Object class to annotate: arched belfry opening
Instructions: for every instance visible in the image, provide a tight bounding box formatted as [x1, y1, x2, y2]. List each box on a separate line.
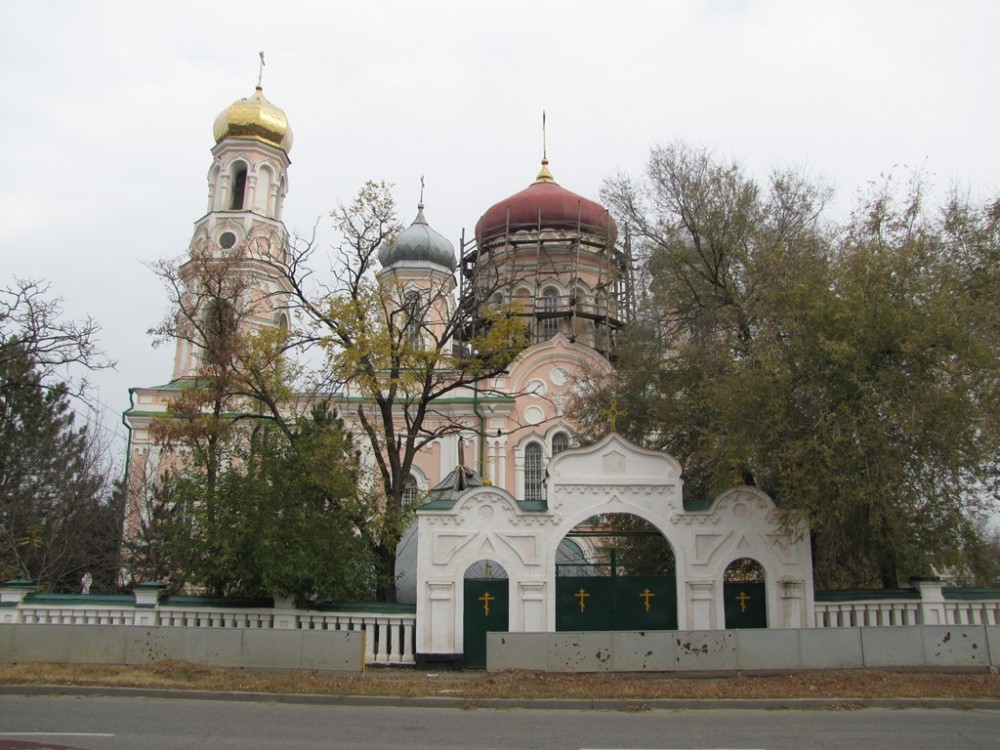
[230, 162, 248, 210]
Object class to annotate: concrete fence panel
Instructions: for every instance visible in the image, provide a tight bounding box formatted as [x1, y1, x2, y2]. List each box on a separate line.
[920, 626, 991, 668]
[488, 626, 1000, 672]
[798, 627, 863, 669]
[0, 624, 364, 672]
[859, 626, 926, 667]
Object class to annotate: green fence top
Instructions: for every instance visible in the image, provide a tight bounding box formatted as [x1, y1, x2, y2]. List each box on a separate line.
[682, 496, 715, 512]
[814, 588, 921, 602]
[314, 601, 416, 615]
[25, 593, 136, 606]
[943, 587, 1000, 601]
[160, 595, 274, 609]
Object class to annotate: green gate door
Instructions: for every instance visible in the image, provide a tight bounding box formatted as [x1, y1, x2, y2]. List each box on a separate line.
[724, 580, 767, 628]
[556, 576, 614, 630]
[614, 575, 677, 630]
[463, 577, 509, 668]
[556, 569, 677, 631]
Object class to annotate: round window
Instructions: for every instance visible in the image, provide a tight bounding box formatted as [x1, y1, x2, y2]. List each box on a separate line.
[219, 231, 237, 249]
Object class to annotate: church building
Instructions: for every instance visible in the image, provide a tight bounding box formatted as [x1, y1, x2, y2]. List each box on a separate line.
[124, 82, 814, 665]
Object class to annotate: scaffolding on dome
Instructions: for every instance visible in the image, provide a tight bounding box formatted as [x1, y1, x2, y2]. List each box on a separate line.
[456, 207, 634, 362]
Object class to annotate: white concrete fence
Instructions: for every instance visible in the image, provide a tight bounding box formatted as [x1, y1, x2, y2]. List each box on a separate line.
[2, 578, 998, 670]
[813, 580, 1000, 628]
[0, 581, 415, 666]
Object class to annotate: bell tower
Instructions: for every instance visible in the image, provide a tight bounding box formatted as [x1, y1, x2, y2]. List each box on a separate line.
[171, 78, 294, 380]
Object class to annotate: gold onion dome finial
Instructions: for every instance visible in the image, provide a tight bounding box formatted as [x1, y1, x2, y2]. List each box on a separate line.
[535, 157, 555, 183]
[212, 84, 293, 153]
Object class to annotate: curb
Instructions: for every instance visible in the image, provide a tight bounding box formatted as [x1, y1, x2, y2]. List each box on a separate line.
[2, 685, 999, 711]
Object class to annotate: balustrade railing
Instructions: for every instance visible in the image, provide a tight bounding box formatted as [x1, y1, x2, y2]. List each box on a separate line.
[0, 581, 416, 665]
[814, 582, 1000, 628]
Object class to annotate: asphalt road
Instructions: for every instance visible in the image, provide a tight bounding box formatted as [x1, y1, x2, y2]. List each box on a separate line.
[0, 695, 998, 750]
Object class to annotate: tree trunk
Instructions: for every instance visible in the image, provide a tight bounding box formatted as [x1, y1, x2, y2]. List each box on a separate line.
[374, 544, 397, 602]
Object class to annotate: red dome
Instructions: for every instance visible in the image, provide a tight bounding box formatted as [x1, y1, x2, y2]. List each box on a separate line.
[475, 166, 617, 245]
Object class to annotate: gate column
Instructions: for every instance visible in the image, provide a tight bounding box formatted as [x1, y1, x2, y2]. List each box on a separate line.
[427, 581, 455, 654]
[687, 580, 715, 629]
[779, 579, 804, 628]
[519, 580, 547, 631]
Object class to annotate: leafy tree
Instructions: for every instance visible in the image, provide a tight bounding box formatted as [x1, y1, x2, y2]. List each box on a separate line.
[577, 143, 1000, 589]
[277, 181, 529, 600]
[147, 182, 529, 602]
[139, 240, 375, 602]
[149, 405, 374, 604]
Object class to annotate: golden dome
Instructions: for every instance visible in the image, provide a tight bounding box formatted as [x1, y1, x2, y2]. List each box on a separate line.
[212, 86, 293, 153]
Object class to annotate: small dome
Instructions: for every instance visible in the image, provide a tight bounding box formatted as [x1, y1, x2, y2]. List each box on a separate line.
[475, 159, 617, 245]
[379, 203, 456, 272]
[213, 86, 293, 153]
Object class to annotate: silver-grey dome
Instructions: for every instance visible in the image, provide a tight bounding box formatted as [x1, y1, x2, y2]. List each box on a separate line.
[379, 204, 456, 272]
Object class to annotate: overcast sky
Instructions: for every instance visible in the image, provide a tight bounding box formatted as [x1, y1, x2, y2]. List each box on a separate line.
[1, 0, 997, 470]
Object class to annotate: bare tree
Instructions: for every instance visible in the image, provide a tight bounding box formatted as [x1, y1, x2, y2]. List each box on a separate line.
[0, 279, 115, 403]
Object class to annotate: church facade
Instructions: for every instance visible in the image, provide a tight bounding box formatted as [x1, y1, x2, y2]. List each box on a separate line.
[124, 83, 814, 663]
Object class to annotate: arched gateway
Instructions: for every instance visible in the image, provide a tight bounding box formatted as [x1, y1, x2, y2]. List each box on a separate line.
[414, 434, 814, 663]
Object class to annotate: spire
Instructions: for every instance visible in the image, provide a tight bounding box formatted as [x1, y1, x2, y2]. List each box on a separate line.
[535, 110, 555, 183]
[257, 51, 265, 90]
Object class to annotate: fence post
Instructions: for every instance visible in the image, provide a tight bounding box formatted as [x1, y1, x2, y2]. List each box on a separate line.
[778, 579, 804, 628]
[912, 576, 946, 625]
[133, 582, 166, 626]
[272, 595, 297, 629]
[0, 579, 35, 623]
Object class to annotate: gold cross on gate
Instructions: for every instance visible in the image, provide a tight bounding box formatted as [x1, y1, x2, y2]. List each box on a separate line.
[736, 591, 751, 613]
[639, 587, 655, 613]
[575, 587, 590, 613]
[479, 591, 495, 616]
[601, 398, 627, 433]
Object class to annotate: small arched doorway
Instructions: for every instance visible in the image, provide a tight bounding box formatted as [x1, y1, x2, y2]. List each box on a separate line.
[724, 558, 767, 629]
[555, 514, 677, 631]
[462, 559, 509, 669]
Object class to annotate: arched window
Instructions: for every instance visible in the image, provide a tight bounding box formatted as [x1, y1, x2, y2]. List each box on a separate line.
[524, 442, 544, 502]
[202, 299, 238, 367]
[403, 291, 422, 347]
[596, 291, 608, 317]
[551, 431, 569, 456]
[230, 163, 248, 210]
[724, 557, 765, 582]
[540, 287, 558, 340]
[255, 165, 273, 215]
[401, 474, 418, 507]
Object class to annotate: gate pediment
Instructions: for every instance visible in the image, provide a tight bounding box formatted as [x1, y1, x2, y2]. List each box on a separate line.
[547, 434, 684, 522]
[548, 434, 683, 485]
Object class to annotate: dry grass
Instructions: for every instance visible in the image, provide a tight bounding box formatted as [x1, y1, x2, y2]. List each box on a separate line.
[1, 661, 999, 701]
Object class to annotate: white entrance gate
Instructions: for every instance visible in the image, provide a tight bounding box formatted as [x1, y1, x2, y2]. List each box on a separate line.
[414, 434, 813, 660]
